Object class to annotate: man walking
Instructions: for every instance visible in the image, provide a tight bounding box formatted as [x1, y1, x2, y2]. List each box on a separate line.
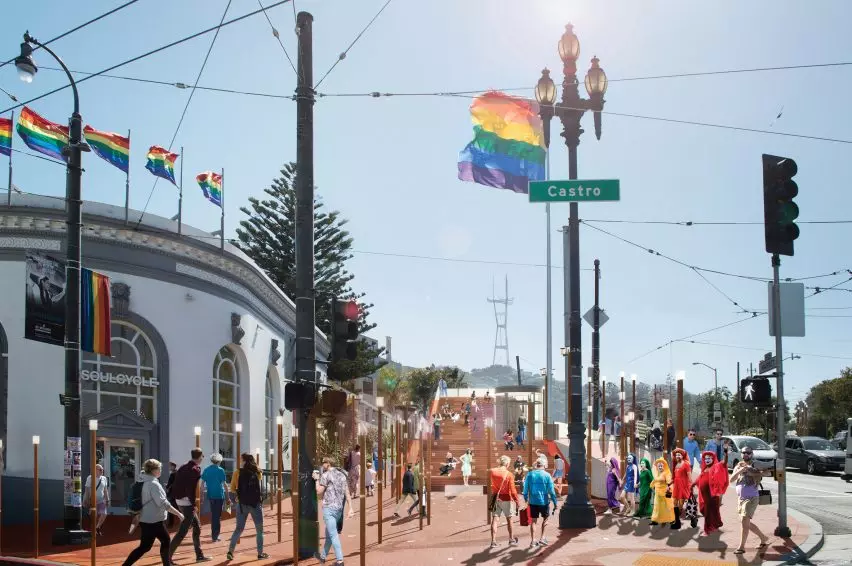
[489, 455, 522, 548]
[408, 459, 423, 516]
[522, 459, 559, 548]
[394, 464, 418, 517]
[169, 449, 210, 562]
[346, 444, 362, 498]
[201, 453, 228, 542]
[83, 464, 110, 536]
[683, 429, 701, 473]
[314, 457, 354, 565]
[730, 448, 770, 555]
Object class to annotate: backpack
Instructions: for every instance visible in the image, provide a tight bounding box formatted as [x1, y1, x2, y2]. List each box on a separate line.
[237, 469, 262, 507]
[127, 481, 145, 513]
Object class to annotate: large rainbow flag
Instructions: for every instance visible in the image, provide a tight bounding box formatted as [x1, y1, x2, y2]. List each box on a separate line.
[145, 145, 179, 185]
[196, 171, 223, 207]
[84, 125, 130, 173]
[0, 116, 11, 156]
[16, 106, 69, 161]
[81, 268, 111, 356]
[458, 91, 546, 194]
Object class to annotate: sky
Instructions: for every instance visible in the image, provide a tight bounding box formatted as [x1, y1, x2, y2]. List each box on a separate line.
[3, 1, 852, 408]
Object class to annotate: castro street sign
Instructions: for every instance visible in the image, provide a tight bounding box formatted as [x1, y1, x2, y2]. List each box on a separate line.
[81, 369, 160, 388]
[528, 179, 620, 202]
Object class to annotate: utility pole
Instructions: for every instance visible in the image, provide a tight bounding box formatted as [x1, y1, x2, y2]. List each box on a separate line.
[772, 253, 791, 537]
[294, 11, 318, 559]
[515, 355, 522, 387]
[591, 259, 601, 427]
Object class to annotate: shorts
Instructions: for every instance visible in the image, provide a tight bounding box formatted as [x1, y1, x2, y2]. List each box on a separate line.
[553, 469, 564, 479]
[737, 496, 758, 519]
[529, 504, 550, 519]
[492, 499, 516, 517]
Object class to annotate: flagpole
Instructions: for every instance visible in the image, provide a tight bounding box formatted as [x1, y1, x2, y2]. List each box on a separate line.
[220, 167, 225, 251]
[178, 146, 183, 236]
[7, 111, 13, 206]
[124, 129, 130, 224]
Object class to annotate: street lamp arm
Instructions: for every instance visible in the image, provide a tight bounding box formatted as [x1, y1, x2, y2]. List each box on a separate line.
[24, 32, 79, 115]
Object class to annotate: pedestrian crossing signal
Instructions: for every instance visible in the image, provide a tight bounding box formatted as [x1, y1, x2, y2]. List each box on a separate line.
[740, 378, 771, 405]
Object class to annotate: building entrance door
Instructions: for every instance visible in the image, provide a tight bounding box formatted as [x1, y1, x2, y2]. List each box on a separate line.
[97, 439, 142, 515]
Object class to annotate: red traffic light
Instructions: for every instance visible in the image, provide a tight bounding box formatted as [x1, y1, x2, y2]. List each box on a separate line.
[342, 300, 360, 321]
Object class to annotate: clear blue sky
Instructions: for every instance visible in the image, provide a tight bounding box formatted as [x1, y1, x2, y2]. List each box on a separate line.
[4, 1, 852, 406]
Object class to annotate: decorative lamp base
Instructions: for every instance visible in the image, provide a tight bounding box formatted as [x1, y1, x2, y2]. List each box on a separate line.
[558, 503, 597, 529]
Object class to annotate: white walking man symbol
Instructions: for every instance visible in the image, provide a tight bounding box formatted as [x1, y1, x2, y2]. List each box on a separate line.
[744, 382, 755, 401]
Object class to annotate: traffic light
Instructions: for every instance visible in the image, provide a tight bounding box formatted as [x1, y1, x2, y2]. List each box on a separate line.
[284, 382, 316, 410]
[328, 298, 359, 380]
[740, 378, 771, 405]
[762, 154, 799, 256]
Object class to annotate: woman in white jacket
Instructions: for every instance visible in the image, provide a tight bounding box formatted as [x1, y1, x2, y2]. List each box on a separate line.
[123, 459, 184, 566]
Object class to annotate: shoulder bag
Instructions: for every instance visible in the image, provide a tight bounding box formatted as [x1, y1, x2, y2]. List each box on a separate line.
[489, 472, 510, 514]
[758, 482, 772, 505]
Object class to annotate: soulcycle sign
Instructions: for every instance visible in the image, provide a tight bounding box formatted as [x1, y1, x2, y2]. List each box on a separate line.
[81, 369, 160, 388]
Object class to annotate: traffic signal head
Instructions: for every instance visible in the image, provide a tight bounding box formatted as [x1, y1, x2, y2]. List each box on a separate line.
[762, 154, 799, 256]
[329, 298, 359, 375]
[740, 378, 772, 405]
[284, 382, 316, 410]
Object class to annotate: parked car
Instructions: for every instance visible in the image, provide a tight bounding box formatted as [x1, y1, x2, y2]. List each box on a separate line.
[843, 418, 852, 483]
[723, 435, 778, 471]
[783, 436, 845, 474]
[833, 429, 848, 451]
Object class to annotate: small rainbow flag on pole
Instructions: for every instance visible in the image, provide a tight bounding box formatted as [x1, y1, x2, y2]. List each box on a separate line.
[458, 91, 546, 194]
[16, 106, 69, 161]
[84, 125, 130, 173]
[145, 145, 179, 185]
[196, 171, 223, 207]
[81, 268, 112, 356]
[0, 116, 11, 156]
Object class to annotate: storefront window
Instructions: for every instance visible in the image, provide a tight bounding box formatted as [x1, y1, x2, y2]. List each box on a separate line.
[213, 347, 240, 472]
[81, 321, 158, 423]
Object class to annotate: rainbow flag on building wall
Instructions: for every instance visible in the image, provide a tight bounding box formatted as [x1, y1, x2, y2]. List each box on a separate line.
[16, 106, 69, 161]
[457, 91, 546, 194]
[81, 268, 111, 356]
[84, 125, 130, 173]
[145, 145, 178, 185]
[0, 116, 11, 156]
[196, 171, 223, 207]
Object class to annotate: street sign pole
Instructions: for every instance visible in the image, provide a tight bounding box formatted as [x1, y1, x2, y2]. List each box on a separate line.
[772, 253, 791, 538]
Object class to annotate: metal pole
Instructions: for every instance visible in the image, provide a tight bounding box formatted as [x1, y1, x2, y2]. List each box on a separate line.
[586, 383, 592, 499]
[427, 430, 432, 526]
[89, 426, 96, 566]
[772, 254, 791, 537]
[714, 368, 718, 397]
[592, 260, 601, 427]
[631, 376, 637, 454]
[7, 110, 13, 206]
[295, 11, 318, 558]
[418, 432, 424, 531]
[677, 378, 684, 449]
[395, 421, 400, 502]
[34, 440, 39, 558]
[543, 111, 553, 433]
[124, 129, 130, 224]
[527, 398, 534, 469]
[195, 432, 201, 510]
[219, 167, 225, 251]
[291, 425, 299, 566]
[278, 421, 283, 543]
[619, 376, 625, 475]
[377, 406, 383, 543]
[177, 146, 183, 235]
[360, 433, 366, 566]
[562, 226, 570, 424]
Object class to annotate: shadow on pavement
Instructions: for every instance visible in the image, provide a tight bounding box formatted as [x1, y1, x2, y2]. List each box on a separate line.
[526, 530, 581, 566]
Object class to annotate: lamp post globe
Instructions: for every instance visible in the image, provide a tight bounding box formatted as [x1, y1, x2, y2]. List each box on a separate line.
[584, 56, 608, 96]
[535, 68, 557, 105]
[14, 39, 37, 83]
[558, 24, 580, 62]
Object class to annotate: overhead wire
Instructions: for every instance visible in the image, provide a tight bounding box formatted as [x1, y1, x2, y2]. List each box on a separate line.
[134, 0, 234, 228]
[581, 218, 852, 226]
[0, 0, 293, 115]
[256, 0, 298, 75]
[314, 0, 395, 89]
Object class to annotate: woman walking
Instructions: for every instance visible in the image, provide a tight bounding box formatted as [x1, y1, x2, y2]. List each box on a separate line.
[123, 459, 184, 566]
[622, 454, 639, 516]
[693, 450, 728, 535]
[226, 453, 269, 560]
[460, 449, 473, 486]
[634, 458, 654, 519]
[650, 457, 674, 526]
[552, 454, 565, 492]
[605, 457, 622, 514]
[670, 448, 692, 529]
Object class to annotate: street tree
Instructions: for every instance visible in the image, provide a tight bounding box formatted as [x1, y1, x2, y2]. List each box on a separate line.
[406, 365, 468, 412]
[805, 367, 852, 437]
[235, 162, 384, 381]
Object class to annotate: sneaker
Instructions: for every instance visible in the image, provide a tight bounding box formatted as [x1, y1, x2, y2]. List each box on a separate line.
[529, 540, 538, 549]
[258, 552, 269, 559]
[314, 551, 326, 564]
[226, 552, 234, 561]
[393, 512, 400, 518]
[197, 557, 212, 563]
[538, 537, 549, 546]
[508, 537, 519, 546]
[490, 541, 498, 548]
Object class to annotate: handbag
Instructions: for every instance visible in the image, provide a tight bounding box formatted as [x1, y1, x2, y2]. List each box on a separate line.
[758, 483, 772, 505]
[518, 503, 531, 527]
[683, 493, 698, 520]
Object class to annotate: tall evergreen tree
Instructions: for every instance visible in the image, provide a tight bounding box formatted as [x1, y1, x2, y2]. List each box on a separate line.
[235, 162, 384, 382]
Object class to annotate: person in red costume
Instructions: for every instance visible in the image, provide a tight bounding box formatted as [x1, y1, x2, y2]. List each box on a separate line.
[670, 448, 692, 529]
[693, 450, 729, 535]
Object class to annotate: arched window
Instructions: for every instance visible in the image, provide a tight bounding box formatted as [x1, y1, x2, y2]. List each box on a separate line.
[81, 321, 158, 422]
[213, 347, 240, 472]
[265, 371, 274, 465]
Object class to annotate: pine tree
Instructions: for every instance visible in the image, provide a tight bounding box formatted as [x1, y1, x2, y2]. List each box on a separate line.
[235, 162, 384, 382]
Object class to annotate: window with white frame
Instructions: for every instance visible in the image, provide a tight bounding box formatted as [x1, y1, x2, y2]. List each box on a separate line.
[213, 347, 239, 472]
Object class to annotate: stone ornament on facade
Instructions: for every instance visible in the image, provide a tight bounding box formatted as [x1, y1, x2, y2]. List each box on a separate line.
[111, 282, 131, 315]
[270, 338, 281, 366]
[231, 313, 245, 345]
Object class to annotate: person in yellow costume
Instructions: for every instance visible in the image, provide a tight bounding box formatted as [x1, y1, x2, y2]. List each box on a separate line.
[650, 457, 675, 525]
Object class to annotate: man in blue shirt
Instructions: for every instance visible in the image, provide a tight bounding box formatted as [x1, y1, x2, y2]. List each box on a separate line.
[201, 453, 229, 542]
[704, 428, 726, 463]
[522, 459, 559, 548]
[683, 429, 701, 470]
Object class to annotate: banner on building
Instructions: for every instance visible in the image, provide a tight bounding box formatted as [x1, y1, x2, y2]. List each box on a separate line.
[24, 251, 66, 346]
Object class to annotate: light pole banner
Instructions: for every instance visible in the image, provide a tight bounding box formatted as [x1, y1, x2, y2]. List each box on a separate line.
[25, 251, 66, 346]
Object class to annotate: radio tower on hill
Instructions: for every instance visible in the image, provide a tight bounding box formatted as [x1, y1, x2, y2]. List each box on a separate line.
[488, 275, 513, 367]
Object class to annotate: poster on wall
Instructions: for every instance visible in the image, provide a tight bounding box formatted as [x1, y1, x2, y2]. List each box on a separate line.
[65, 436, 83, 508]
[24, 251, 66, 346]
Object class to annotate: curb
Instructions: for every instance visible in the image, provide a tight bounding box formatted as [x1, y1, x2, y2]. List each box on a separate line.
[781, 507, 825, 565]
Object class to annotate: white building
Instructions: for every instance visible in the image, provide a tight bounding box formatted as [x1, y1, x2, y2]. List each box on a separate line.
[0, 194, 329, 523]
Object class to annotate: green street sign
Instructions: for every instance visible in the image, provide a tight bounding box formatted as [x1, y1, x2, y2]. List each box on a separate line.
[528, 179, 620, 202]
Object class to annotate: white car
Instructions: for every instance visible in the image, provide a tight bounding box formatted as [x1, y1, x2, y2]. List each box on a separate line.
[723, 435, 778, 471]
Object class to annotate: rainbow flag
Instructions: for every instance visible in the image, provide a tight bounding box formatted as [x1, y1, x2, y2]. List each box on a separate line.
[81, 268, 111, 356]
[0, 116, 11, 156]
[16, 106, 69, 161]
[458, 91, 546, 194]
[145, 145, 178, 185]
[196, 171, 223, 207]
[84, 125, 129, 173]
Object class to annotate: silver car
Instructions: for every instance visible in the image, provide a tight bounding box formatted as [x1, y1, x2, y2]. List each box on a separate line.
[723, 435, 778, 471]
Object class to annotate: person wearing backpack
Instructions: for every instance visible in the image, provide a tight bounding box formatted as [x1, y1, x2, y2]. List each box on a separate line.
[168, 449, 210, 562]
[123, 459, 184, 566]
[83, 464, 110, 536]
[227, 453, 269, 560]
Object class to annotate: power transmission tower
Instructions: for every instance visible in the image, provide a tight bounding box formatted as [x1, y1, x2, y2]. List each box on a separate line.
[487, 275, 513, 367]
